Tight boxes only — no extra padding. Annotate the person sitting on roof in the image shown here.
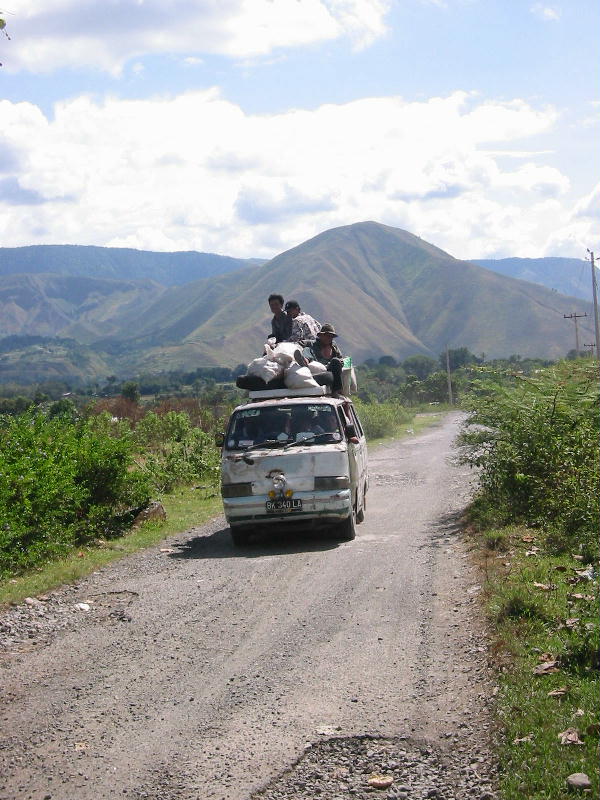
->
[304,323,344,395]
[268,293,292,343]
[283,299,321,347]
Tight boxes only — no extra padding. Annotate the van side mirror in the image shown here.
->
[214,432,225,447]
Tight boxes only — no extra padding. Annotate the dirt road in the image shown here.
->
[0,412,495,800]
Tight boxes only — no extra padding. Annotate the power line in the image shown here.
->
[563,312,587,356]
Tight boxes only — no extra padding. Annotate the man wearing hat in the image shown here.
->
[305,323,344,395]
[284,299,321,347]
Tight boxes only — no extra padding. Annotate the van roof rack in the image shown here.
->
[248,386,329,400]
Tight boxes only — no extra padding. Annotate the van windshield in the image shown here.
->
[225,404,343,451]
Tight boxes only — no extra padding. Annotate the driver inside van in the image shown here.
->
[292,409,325,441]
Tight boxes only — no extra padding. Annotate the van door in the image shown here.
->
[346,403,368,514]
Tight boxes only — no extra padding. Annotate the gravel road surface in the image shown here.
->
[0,411,496,800]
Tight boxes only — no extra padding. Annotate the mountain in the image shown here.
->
[107,222,595,370]
[0,222,595,384]
[0,336,112,386]
[0,273,166,342]
[472,257,592,302]
[0,244,264,286]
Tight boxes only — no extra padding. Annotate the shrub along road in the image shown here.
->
[0,412,496,800]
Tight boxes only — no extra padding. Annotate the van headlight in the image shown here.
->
[221,483,253,498]
[271,474,287,492]
[314,476,350,490]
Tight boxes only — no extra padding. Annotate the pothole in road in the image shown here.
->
[87,589,139,606]
[251,735,495,800]
[87,590,139,622]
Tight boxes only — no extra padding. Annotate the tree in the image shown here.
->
[439,347,482,371]
[47,398,77,420]
[33,391,49,405]
[422,371,452,403]
[402,354,437,381]
[0,14,10,67]
[378,355,397,367]
[121,381,140,403]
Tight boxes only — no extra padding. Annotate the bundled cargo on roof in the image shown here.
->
[236,338,356,400]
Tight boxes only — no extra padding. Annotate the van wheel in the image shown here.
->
[356,487,366,524]
[334,510,356,541]
[230,527,251,546]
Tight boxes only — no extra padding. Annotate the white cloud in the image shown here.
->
[7,0,391,74]
[530,3,560,22]
[541,182,600,257]
[0,90,593,259]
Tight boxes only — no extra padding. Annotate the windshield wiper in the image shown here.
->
[245,438,290,451]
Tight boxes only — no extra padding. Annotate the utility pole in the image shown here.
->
[563,312,587,357]
[586,250,600,373]
[445,346,453,405]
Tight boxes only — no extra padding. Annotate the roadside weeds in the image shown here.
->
[0,487,221,607]
[468,524,599,800]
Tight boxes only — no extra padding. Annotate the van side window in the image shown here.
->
[348,405,364,438]
[339,405,352,429]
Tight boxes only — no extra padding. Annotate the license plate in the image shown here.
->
[266,498,303,513]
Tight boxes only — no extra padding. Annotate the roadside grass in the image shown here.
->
[366,409,446,448]
[0,487,221,607]
[472,524,599,800]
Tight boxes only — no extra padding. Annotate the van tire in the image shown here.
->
[356,485,366,523]
[334,510,356,541]
[230,527,251,546]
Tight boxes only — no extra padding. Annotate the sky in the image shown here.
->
[0,0,598,261]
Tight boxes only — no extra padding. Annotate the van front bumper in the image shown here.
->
[223,489,352,526]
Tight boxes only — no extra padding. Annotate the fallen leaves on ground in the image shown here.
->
[538,652,556,662]
[533,582,557,591]
[557,728,584,745]
[534,660,560,675]
[547,686,569,697]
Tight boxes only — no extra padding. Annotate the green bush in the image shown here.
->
[460,361,599,558]
[0,412,150,575]
[134,411,220,493]
[354,399,412,440]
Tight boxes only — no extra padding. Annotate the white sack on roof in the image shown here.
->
[247,355,282,383]
[307,360,326,375]
[284,363,318,389]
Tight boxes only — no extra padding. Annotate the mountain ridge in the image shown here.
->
[0,222,595,383]
[0,244,263,287]
[472,257,591,301]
